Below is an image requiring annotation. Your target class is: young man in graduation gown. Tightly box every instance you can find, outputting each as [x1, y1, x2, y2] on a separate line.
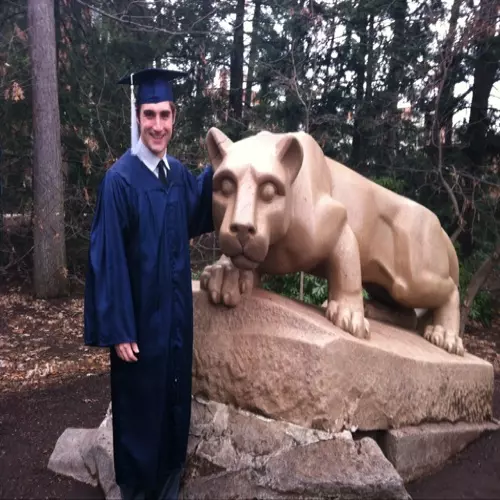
[83, 68, 214, 499]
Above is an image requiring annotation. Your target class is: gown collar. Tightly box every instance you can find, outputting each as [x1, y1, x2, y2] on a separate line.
[131, 137, 170, 177]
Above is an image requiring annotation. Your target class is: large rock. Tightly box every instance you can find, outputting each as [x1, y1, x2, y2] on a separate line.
[48, 398, 411, 500]
[183, 398, 410, 500]
[47, 428, 99, 487]
[192, 281, 494, 432]
[48, 404, 121, 500]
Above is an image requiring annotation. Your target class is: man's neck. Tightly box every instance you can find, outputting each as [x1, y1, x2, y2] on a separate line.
[132, 138, 170, 174]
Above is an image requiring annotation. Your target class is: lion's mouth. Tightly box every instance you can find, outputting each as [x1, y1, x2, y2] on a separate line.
[230, 253, 261, 270]
[218, 233, 266, 270]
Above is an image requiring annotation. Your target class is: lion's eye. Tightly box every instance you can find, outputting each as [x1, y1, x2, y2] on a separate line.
[220, 178, 235, 196]
[260, 182, 277, 202]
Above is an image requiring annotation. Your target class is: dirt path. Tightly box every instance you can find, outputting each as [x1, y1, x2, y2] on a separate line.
[0, 373, 108, 499]
[407, 373, 500, 500]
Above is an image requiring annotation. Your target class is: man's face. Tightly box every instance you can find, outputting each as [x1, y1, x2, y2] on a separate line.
[138, 101, 176, 157]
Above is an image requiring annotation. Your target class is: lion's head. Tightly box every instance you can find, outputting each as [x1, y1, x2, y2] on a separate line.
[205, 127, 304, 270]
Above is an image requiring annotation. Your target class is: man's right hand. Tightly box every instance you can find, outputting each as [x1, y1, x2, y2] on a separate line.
[115, 342, 139, 362]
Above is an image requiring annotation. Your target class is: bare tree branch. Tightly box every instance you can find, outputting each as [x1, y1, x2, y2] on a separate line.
[75, 0, 219, 36]
[431, 0, 470, 242]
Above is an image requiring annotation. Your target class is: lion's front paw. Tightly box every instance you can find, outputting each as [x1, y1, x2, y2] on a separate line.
[424, 325, 464, 356]
[200, 255, 254, 307]
[325, 300, 370, 339]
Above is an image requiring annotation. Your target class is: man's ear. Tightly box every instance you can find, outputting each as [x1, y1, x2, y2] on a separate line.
[170, 102, 177, 124]
[275, 135, 303, 184]
[206, 127, 233, 170]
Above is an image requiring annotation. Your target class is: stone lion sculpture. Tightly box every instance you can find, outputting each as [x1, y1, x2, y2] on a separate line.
[200, 127, 464, 356]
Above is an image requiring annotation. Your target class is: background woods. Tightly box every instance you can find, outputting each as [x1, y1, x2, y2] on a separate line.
[0, 0, 499, 330]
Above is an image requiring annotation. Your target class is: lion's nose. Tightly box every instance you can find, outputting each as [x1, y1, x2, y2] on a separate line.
[230, 222, 256, 245]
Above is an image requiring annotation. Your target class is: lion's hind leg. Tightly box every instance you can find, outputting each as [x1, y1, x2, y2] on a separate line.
[389, 211, 464, 356]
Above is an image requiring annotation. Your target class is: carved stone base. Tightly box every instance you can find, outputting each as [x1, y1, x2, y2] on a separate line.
[47, 282, 496, 498]
[192, 281, 494, 432]
[380, 420, 500, 482]
[47, 399, 498, 499]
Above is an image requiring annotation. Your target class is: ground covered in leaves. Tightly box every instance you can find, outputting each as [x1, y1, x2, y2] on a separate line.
[0, 285, 110, 394]
[0, 284, 499, 499]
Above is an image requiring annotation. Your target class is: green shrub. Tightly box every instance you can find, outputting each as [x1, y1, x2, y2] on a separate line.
[371, 176, 406, 194]
[261, 273, 328, 306]
[261, 273, 370, 305]
[191, 269, 203, 281]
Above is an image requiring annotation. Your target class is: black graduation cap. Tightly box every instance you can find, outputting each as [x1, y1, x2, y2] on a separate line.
[117, 67, 188, 147]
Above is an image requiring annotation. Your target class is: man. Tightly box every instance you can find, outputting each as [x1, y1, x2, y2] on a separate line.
[83, 67, 214, 499]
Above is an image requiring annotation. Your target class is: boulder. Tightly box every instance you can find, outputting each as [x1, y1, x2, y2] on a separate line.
[48, 404, 121, 499]
[49, 398, 411, 500]
[182, 398, 410, 499]
[192, 281, 494, 432]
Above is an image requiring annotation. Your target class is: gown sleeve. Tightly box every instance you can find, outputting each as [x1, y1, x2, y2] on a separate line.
[83, 170, 137, 347]
[182, 163, 214, 239]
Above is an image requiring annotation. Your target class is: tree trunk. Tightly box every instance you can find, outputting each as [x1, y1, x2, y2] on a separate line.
[383, 0, 407, 159]
[229, 0, 246, 134]
[28, 0, 68, 298]
[457, 0, 499, 256]
[434, 0, 463, 148]
[0, 147, 3, 267]
[465, 0, 499, 167]
[196, 0, 212, 99]
[244, 0, 262, 115]
[284, 0, 308, 132]
[320, 18, 337, 103]
[459, 242, 500, 335]
[350, 10, 368, 169]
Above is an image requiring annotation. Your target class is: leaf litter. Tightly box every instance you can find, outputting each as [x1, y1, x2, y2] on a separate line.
[0, 286, 109, 394]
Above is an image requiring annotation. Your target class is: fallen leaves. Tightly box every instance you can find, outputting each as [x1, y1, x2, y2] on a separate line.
[0, 288, 109, 394]
[463, 320, 500, 373]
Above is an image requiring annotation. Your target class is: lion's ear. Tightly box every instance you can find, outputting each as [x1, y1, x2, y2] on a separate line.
[206, 127, 233, 170]
[275, 135, 303, 184]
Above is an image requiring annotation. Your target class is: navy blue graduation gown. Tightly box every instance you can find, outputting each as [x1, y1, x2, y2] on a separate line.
[83, 150, 213, 489]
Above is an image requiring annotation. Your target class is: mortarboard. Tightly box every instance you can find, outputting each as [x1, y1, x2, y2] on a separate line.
[118, 68, 188, 148]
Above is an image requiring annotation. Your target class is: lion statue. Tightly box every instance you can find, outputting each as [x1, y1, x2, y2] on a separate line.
[200, 127, 464, 356]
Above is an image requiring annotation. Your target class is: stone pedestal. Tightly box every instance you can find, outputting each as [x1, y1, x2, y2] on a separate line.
[192, 281, 494, 432]
[47, 283, 497, 499]
[48, 399, 412, 500]
[380, 420, 500, 482]
[48, 399, 498, 499]
[182, 398, 411, 500]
